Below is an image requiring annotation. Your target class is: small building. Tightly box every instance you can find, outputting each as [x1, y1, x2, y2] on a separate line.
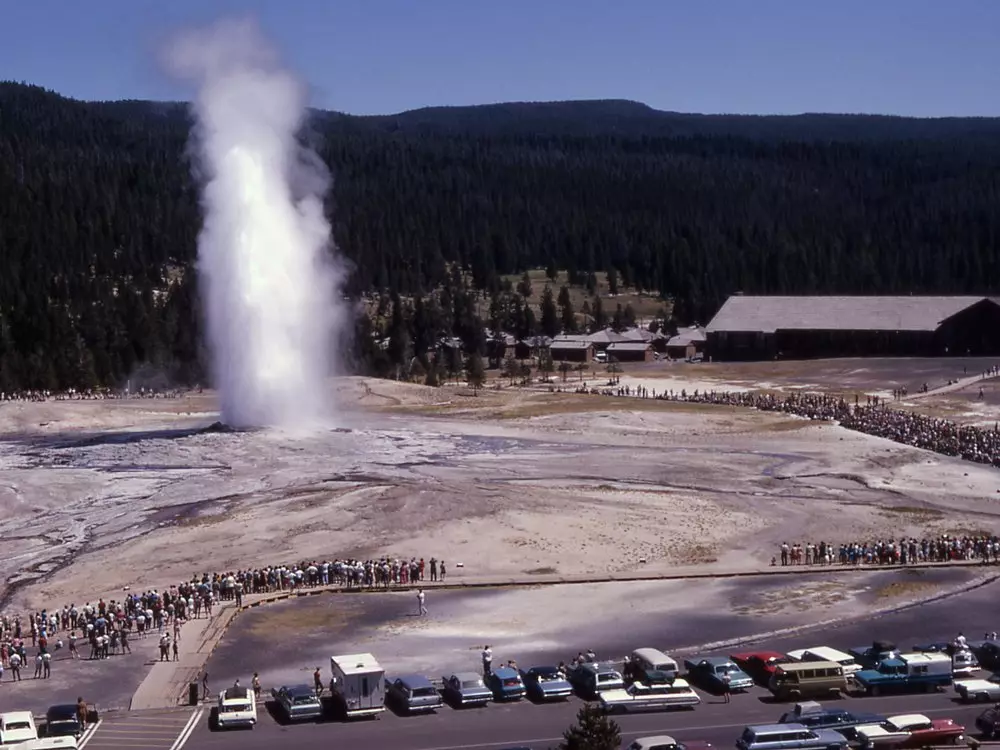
[550, 340, 595, 363]
[705, 295, 1000, 361]
[621, 327, 668, 353]
[606, 341, 654, 362]
[485, 332, 517, 362]
[584, 329, 631, 351]
[666, 326, 706, 360]
[515, 335, 552, 360]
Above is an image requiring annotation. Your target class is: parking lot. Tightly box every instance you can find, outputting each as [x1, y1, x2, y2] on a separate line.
[80, 707, 203, 750]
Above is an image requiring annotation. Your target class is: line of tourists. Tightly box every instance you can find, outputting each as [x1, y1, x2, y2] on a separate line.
[776, 536, 1000, 566]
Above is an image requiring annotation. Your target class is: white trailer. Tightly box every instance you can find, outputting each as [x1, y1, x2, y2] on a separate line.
[330, 653, 385, 719]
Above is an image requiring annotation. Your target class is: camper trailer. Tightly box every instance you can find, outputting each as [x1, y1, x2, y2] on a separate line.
[330, 653, 385, 719]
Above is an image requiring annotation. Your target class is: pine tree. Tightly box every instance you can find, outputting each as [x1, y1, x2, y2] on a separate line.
[546, 260, 558, 281]
[539, 285, 560, 338]
[465, 351, 486, 394]
[591, 296, 607, 332]
[557, 285, 576, 333]
[606, 267, 620, 296]
[517, 271, 533, 299]
[560, 704, 621, 750]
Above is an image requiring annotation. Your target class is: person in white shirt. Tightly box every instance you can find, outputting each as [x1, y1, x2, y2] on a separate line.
[482, 646, 492, 676]
[416, 589, 427, 616]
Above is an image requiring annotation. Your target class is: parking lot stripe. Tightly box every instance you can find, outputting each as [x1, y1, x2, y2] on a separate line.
[168, 708, 203, 750]
[76, 720, 101, 750]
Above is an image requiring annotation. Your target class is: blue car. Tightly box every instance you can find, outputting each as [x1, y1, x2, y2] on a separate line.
[521, 666, 573, 702]
[684, 656, 753, 693]
[487, 667, 526, 701]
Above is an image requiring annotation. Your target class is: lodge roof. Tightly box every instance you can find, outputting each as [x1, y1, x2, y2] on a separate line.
[706, 296, 997, 334]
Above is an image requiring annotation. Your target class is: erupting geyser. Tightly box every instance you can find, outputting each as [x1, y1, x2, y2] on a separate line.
[165, 19, 345, 428]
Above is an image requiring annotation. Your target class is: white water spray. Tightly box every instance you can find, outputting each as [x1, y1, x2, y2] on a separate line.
[165, 18, 344, 428]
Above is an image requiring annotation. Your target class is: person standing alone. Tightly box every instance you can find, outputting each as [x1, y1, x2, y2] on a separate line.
[416, 589, 427, 616]
[721, 671, 731, 703]
[482, 645, 492, 676]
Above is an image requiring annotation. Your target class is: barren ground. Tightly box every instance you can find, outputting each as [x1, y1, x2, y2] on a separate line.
[2, 358, 1000, 615]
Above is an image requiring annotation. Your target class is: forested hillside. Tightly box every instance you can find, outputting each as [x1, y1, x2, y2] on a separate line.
[1, 81, 1000, 390]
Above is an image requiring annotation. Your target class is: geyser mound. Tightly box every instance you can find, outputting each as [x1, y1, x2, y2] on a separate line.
[165, 18, 346, 429]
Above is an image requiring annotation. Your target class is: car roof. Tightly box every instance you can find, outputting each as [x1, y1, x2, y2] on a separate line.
[284, 684, 317, 696]
[493, 666, 518, 677]
[889, 714, 930, 725]
[453, 672, 482, 682]
[45, 706, 78, 718]
[635, 737, 678, 746]
[223, 686, 250, 700]
[1, 712, 34, 722]
[698, 656, 733, 665]
[527, 665, 559, 673]
[732, 651, 784, 660]
[396, 674, 434, 689]
[751, 723, 806, 732]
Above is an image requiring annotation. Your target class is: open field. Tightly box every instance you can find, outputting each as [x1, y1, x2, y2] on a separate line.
[495, 268, 670, 324]
[2, 360, 1000, 616]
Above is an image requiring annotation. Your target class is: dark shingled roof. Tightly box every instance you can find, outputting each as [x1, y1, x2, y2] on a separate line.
[706, 296, 993, 334]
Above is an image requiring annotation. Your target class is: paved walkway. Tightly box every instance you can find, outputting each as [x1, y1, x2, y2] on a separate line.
[908, 370, 999, 400]
[126, 557, 997, 710]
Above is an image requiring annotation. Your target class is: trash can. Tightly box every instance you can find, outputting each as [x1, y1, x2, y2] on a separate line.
[188, 682, 199, 706]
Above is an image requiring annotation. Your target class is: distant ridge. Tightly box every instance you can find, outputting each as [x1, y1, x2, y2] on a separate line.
[5, 82, 1000, 142]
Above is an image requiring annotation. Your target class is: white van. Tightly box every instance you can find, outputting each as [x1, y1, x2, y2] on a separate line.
[631, 649, 679, 679]
[0, 711, 39, 744]
[788, 647, 861, 677]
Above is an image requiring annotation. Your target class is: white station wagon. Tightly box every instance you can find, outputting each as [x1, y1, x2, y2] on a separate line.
[216, 685, 257, 729]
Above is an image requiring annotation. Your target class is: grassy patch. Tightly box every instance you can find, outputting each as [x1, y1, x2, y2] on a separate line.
[524, 566, 558, 575]
[244, 599, 363, 638]
[880, 505, 944, 518]
[874, 581, 940, 601]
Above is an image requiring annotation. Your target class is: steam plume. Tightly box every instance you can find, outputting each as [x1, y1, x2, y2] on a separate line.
[165, 18, 344, 428]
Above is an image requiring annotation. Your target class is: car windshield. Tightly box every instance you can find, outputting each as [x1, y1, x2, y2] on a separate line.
[411, 687, 437, 697]
[881, 721, 902, 731]
[716, 664, 735, 674]
[598, 673, 619, 682]
[462, 680, 483, 689]
[4, 722, 31, 731]
[221, 703, 251, 713]
[292, 695, 317, 705]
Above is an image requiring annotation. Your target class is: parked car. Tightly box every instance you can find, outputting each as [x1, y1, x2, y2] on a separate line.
[598, 673, 701, 714]
[954, 673, 1000, 702]
[684, 656, 753, 693]
[626, 736, 712, 750]
[386, 674, 443, 714]
[521, 666, 572, 702]
[778, 702, 888, 741]
[566, 661, 624, 698]
[269, 685, 323, 722]
[731, 651, 793, 685]
[736, 723, 848, 750]
[970, 640, 1000, 669]
[41, 706, 83, 739]
[215, 685, 257, 729]
[441, 672, 492, 707]
[912, 642, 982, 674]
[854, 714, 965, 749]
[486, 667, 526, 702]
[0, 711, 38, 745]
[848, 641, 899, 669]
[975, 706, 1000, 739]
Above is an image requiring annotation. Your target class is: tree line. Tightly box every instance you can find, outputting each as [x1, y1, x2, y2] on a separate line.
[1, 81, 1000, 390]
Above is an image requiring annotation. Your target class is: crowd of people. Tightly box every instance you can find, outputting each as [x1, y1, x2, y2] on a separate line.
[567, 371, 1000, 468]
[775, 536, 1000, 566]
[0, 556, 449, 685]
[0, 386, 185, 403]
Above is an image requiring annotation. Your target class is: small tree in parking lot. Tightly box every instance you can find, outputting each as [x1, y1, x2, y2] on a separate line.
[559, 704, 621, 750]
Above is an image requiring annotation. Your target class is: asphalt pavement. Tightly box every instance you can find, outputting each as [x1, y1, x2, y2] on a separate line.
[94, 680, 994, 750]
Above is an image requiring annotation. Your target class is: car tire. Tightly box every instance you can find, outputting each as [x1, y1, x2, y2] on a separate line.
[979, 693, 990, 703]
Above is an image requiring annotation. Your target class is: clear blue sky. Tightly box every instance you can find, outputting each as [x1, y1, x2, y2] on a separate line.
[1, 0, 997, 117]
